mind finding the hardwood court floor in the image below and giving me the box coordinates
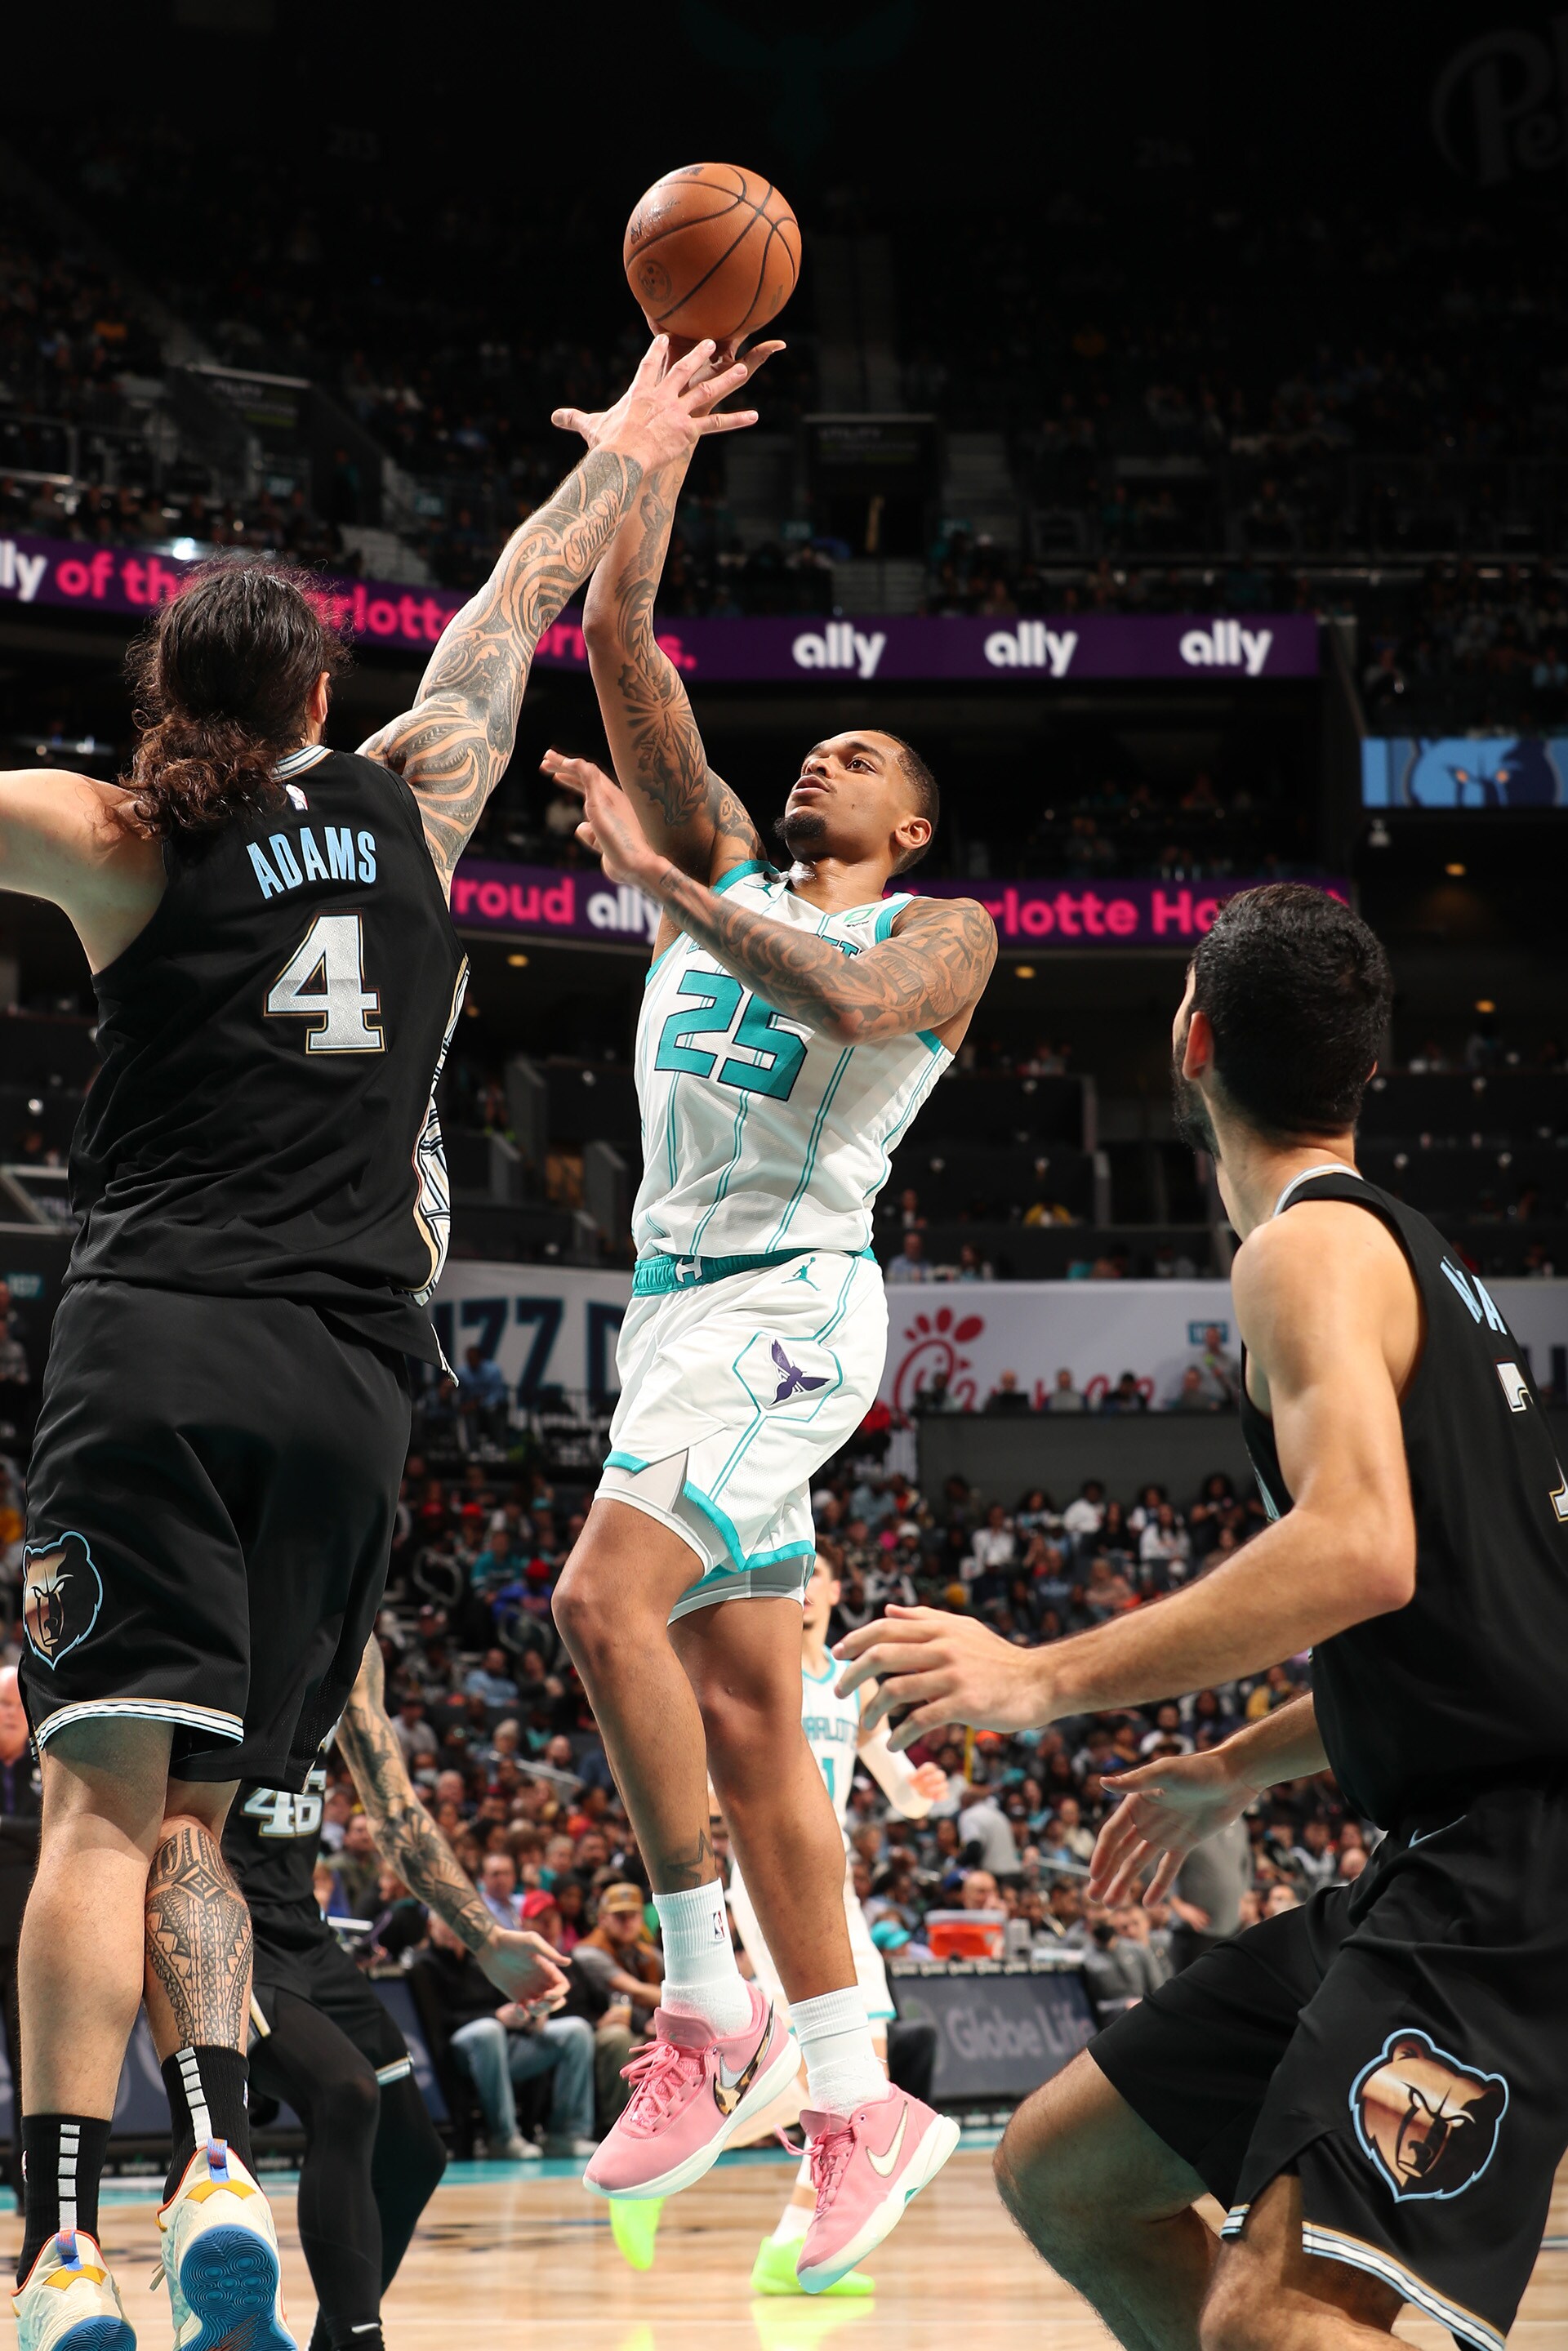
[8,2144,1566,2348]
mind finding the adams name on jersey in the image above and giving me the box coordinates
[67,745,465,1362]
[634,863,951,1263]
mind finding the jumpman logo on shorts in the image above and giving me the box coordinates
[771,1340,829,1405]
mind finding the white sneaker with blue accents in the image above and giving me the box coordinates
[11,2229,135,2349]
[157,2141,294,2350]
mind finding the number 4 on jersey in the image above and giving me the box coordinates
[266,911,383,1053]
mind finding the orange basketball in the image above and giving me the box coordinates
[624,164,800,345]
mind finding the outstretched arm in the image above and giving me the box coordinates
[542,750,996,1044]
[0,772,167,971]
[335,1639,566,2009]
[835,1208,1419,1746]
[363,337,757,893]
[564,343,781,885]
[1089,1696,1326,1907]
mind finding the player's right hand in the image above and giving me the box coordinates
[1088,1749,1253,1908]
[552,334,782,454]
[480,1928,570,2012]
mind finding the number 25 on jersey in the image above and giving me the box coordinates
[654,972,806,1101]
[266,912,384,1054]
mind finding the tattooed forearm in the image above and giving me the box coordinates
[371,448,644,884]
[144,1823,252,2053]
[336,1641,498,1957]
[584,463,763,877]
[653,876,997,1044]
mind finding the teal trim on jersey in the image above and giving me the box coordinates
[803,1658,837,1685]
[604,1449,650,1473]
[688,1095,750,1255]
[767,1046,853,1248]
[873,893,911,943]
[812,1251,862,1350]
[918,1027,943,1052]
[631,1245,817,1298]
[712,859,771,896]
[680,1476,817,1578]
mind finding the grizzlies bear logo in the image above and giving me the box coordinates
[21,1532,104,1668]
[1351,2029,1508,2202]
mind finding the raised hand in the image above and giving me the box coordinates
[1087,1748,1253,1909]
[911,1761,950,1805]
[553,336,783,451]
[541,747,663,890]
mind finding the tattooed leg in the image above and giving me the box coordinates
[142,1801,250,2059]
[552,1498,733,1895]
[19,1717,177,2113]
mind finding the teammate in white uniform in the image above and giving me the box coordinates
[545,348,995,2288]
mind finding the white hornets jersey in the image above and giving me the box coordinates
[800,1656,862,1834]
[632,865,951,1261]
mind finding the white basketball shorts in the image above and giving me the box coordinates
[596,1249,887,1621]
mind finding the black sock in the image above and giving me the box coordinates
[309,2324,384,2351]
[161,2046,253,2197]
[17,2113,112,2283]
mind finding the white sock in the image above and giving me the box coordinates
[793,1987,888,2117]
[770,2200,811,2246]
[654,1881,752,2035]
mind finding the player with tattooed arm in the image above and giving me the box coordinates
[6,333,755,2351]
[541,360,996,2291]
[228,1635,565,2351]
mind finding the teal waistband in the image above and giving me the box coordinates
[632,1246,875,1297]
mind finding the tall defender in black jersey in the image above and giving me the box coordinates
[228,1635,565,2351]
[836,884,1568,2351]
[0,336,761,2351]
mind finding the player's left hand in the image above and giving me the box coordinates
[479,1928,570,2012]
[541,749,663,891]
[834,1605,1048,1750]
[552,336,784,448]
[910,1761,949,1805]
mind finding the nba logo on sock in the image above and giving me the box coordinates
[20,1532,104,1668]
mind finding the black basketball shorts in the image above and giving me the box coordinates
[20,1280,410,1788]
[250,1923,412,2087]
[1091,1770,1568,2351]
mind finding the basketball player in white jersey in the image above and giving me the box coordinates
[542,368,994,2292]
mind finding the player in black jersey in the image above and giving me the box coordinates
[230,1632,565,2351]
[0,336,760,2350]
[836,884,1568,2351]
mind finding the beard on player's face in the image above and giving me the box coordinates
[775,808,829,862]
[1171,1015,1220,1156]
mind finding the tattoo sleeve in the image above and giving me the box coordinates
[336,1640,499,1957]
[144,1823,252,2053]
[650,876,997,1044]
[370,448,645,886]
[583,461,764,880]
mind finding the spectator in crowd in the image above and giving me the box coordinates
[465,1647,520,1708]
[479,1851,523,1930]
[1046,1368,1086,1414]
[571,1881,662,2126]
[335,1813,384,1919]
[1193,1323,1240,1406]
[1166,1364,1220,1413]
[414,1912,596,2160]
[457,1345,510,1452]
[957,1776,1022,1882]
[1099,1370,1148,1416]
[888,1231,932,1283]
[984,1370,1031,1414]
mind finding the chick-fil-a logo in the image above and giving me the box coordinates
[892,1305,985,1412]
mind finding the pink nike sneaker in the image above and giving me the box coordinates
[583,1984,799,2201]
[795,2090,961,2294]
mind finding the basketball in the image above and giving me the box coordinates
[624,163,800,345]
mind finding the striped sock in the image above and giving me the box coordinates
[16,2113,111,2284]
[161,2046,253,2198]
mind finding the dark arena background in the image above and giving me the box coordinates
[0,4,1563,2345]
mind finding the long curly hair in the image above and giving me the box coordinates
[124,559,350,835]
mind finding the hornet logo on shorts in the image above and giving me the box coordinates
[21,1532,104,1668]
[770,1341,830,1405]
[1350,2029,1508,2202]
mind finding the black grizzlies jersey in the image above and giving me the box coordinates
[225,1760,334,1961]
[1240,1167,1568,1827]
[68,745,465,1362]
